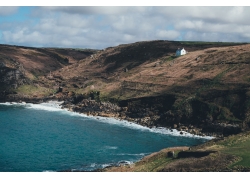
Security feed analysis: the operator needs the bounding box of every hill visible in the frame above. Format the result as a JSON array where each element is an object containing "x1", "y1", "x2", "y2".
[
  {"x1": 33, "y1": 40, "x2": 250, "y2": 137},
  {"x1": 0, "y1": 44, "x2": 97, "y2": 98},
  {"x1": 101, "y1": 131, "x2": 250, "y2": 172}
]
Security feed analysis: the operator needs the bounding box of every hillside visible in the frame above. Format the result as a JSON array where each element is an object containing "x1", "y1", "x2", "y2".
[
  {"x1": 1, "y1": 40, "x2": 250, "y2": 136},
  {"x1": 101, "y1": 131, "x2": 250, "y2": 172},
  {"x1": 31, "y1": 40, "x2": 250, "y2": 136},
  {"x1": 40, "y1": 40, "x2": 249, "y2": 99},
  {"x1": 1, "y1": 40, "x2": 250, "y2": 172},
  {"x1": 0, "y1": 44, "x2": 97, "y2": 98}
]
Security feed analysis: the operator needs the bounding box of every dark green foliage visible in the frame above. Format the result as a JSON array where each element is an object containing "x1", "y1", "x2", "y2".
[{"x1": 90, "y1": 91, "x2": 100, "y2": 101}]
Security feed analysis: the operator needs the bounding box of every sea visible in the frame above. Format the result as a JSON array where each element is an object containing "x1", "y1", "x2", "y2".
[{"x1": 0, "y1": 101, "x2": 213, "y2": 172}]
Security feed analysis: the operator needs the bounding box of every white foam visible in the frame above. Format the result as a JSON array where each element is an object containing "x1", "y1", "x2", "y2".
[
  {"x1": 118, "y1": 160, "x2": 134, "y2": 165},
  {"x1": 90, "y1": 163, "x2": 97, "y2": 168},
  {"x1": 42, "y1": 170, "x2": 55, "y2": 172},
  {"x1": 0, "y1": 101, "x2": 64, "y2": 111},
  {"x1": 26, "y1": 101, "x2": 64, "y2": 112},
  {"x1": 116, "y1": 153, "x2": 148, "y2": 156},
  {"x1": 101, "y1": 163, "x2": 114, "y2": 168},
  {"x1": 149, "y1": 127, "x2": 214, "y2": 140},
  {"x1": 89, "y1": 116, "x2": 214, "y2": 140},
  {"x1": 104, "y1": 146, "x2": 118, "y2": 150},
  {"x1": 0, "y1": 102, "x2": 23, "y2": 106}
]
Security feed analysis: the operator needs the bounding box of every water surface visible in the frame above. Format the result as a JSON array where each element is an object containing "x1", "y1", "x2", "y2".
[{"x1": 0, "y1": 102, "x2": 212, "y2": 172}]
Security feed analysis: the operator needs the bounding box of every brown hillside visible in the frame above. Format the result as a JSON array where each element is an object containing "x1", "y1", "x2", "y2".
[
  {"x1": 34, "y1": 40, "x2": 250, "y2": 134},
  {"x1": 0, "y1": 44, "x2": 97, "y2": 79},
  {"x1": 42, "y1": 40, "x2": 250, "y2": 99}
]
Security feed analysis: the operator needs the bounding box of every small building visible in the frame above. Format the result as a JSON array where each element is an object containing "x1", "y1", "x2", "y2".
[{"x1": 175, "y1": 47, "x2": 187, "y2": 56}]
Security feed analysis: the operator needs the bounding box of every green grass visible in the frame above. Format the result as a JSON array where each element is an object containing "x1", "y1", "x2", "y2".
[
  {"x1": 139, "y1": 132, "x2": 250, "y2": 170},
  {"x1": 217, "y1": 132, "x2": 250, "y2": 167},
  {"x1": 162, "y1": 56, "x2": 176, "y2": 62},
  {"x1": 17, "y1": 85, "x2": 53, "y2": 96},
  {"x1": 134, "y1": 157, "x2": 174, "y2": 172}
]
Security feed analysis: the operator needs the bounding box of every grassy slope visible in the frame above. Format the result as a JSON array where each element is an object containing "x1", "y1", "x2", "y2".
[
  {"x1": 38, "y1": 41, "x2": 250, "y2": 130},
  {"x1": 0, "y1": 44, "x2": 97, "y2": 98},
  {"x1": 42, "y1": 41, "x2": 250, "y2": 99},
  {"x1": 103, "y1": 131, "x2": 250, "y2": 172}
]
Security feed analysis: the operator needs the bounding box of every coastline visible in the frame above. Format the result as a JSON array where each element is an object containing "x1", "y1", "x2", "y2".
[
  {"x1": 0, "y1": 100, "x2": 216, "y2": 172},
  {"x1": 59, "y1": 99, "x2": 219, "y2": 138},
  {"x1": 1, "y1": 93, "x2": 242, "y2": 139},
  {"x1": 0, "y1": 100, "x2": 215, "y2": 140}
]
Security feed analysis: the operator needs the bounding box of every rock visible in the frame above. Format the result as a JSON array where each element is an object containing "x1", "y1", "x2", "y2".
[
  {"x1": 121, "y1": 107, "x2": 128, "y2": 112},
  {"x1": 167, "y1": 151, "x2": 175, "y2": 158}
]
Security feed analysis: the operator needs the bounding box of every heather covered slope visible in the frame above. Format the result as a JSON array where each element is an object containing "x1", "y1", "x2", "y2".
[
  {"x1": 39, "y1": 41, "x2": 250, "y2": 133},
  {"x1": 0, "y1": 44, "x2": 97, "y2": 98},
  {"x1": 42, "y1": 40, "x2": 249, "y2": 99},
  {"x1": 0, "y1": 44, "x2": 97, "y2": 78}
]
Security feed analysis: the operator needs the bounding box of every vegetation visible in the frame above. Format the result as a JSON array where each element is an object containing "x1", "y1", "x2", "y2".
[
  {"x1": 103, "y1": 131, "x2": 250, "y2": 172},
  {"x1": 16, "y1": 85, "x2": 53, "y2": 97}
]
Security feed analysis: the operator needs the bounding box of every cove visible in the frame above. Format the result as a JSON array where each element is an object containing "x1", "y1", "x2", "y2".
[{"x1": 0, "y1": 102, "x2": 212, "y2": 172}]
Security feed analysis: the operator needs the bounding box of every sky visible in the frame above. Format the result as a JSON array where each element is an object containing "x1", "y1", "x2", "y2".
[{"x1": 0, "y1": 1, "x2": 250, "y2": 49}]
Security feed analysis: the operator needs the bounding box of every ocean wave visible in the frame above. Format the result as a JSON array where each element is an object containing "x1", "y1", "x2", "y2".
[
  {"x1": 0, "y1": 102, "x2": 26, "y2": 106},
  {"x1": 116, "y1": 153, "x2": 148, "y2": 156},
  {"x1": 0, "y1": 101, "x2": 64, "y2": 112},
  {"x1": 90, "y1": 116, "x2": 214, "y2": 140},
  {"x1": 42, "y1": 170, "x2": 55, "y2": 172},
  {"x1": 26, "y1": 101, "x2": 64, "y2": 112},
  {"x1": 117, "y1": 160, "x2": 134, "y2": 166},
  {"x1": 70, "y1": 163, "x2": 116, "y2": 171},
  {"x1": 104, "y1": 146, "x2": 118, "y2": 150},
  {"x1": 71, "y1": 161, "x2": 135, "y2": 171}
]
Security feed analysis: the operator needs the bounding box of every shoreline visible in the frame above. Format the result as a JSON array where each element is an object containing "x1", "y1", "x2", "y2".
[
  {"x1": 1, "y1": 94, "x2": 241, "y2": 139},
  {"x1": 0, "y1": 100, "x2": 215, "y2": 140},
  {"x1": 0, "y1": 100, "x2": 215, "y2": 172}
]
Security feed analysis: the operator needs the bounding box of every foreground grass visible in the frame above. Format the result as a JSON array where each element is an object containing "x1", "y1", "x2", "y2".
[
  {"x1": 103, "y1": 131, "x2": 250, "y2": 172},
  {"x1": 218, "y1": 132, "x2": 250, "y2": 168}
]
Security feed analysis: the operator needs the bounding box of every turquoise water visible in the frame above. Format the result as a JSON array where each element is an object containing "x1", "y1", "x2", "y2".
[{"x1": 0, "y1": 102, "x2": 211, "y2": 172}]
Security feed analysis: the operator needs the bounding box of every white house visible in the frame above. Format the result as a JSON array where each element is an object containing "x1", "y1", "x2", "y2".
[{"x1": 175, "y1": 48, "x2": 187, "y2": 56}]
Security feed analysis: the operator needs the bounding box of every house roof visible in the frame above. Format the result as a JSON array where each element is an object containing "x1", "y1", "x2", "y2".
[{"x1": 176, "y1": 48, "x2": 185, "y2": 52}]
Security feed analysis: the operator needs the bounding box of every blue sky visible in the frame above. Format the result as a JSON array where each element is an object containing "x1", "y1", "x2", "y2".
[{"x1": 0, "y1": 5, "x2": 250, "y2": 49}]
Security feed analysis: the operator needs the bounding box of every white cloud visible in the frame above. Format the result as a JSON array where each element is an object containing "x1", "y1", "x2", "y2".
[
  {"x1": 155, "y1": 30, "x2": 180, "y2": 39},
  {"x1": 39, "y1": 6, "x2": 150, "y2": 15},
  {"x1": 0, "y1": 6, "x2": 18, "y2": 16},
  {"x1": 1, "y1": 6, "x2": 250, "y2": 49}
]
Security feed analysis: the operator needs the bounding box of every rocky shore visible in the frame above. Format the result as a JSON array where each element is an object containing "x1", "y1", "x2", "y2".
[
  {"x1": 59, "y1": 97, "x2": 235, "y2": 138},
  {"x1": 0, "y1": 92, "x2": 243, "y2": 138}
]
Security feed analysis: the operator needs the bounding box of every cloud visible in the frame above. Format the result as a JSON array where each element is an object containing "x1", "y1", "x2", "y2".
[
  {"x1": 39, "y1": 6, "x2": 149, "y2": 15},
  {"x1": 1, "y1": 6, "x2": 250, "y2": 49},
  {"x1": 183, "y1": 31, "x2": 247, "y2": 43},
  {"x1": 0, "y1": 6, "x2": 18, "y2": 16},
  {"x1": 155, "y1": 30, "x2": 180, "y2": 39}
]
